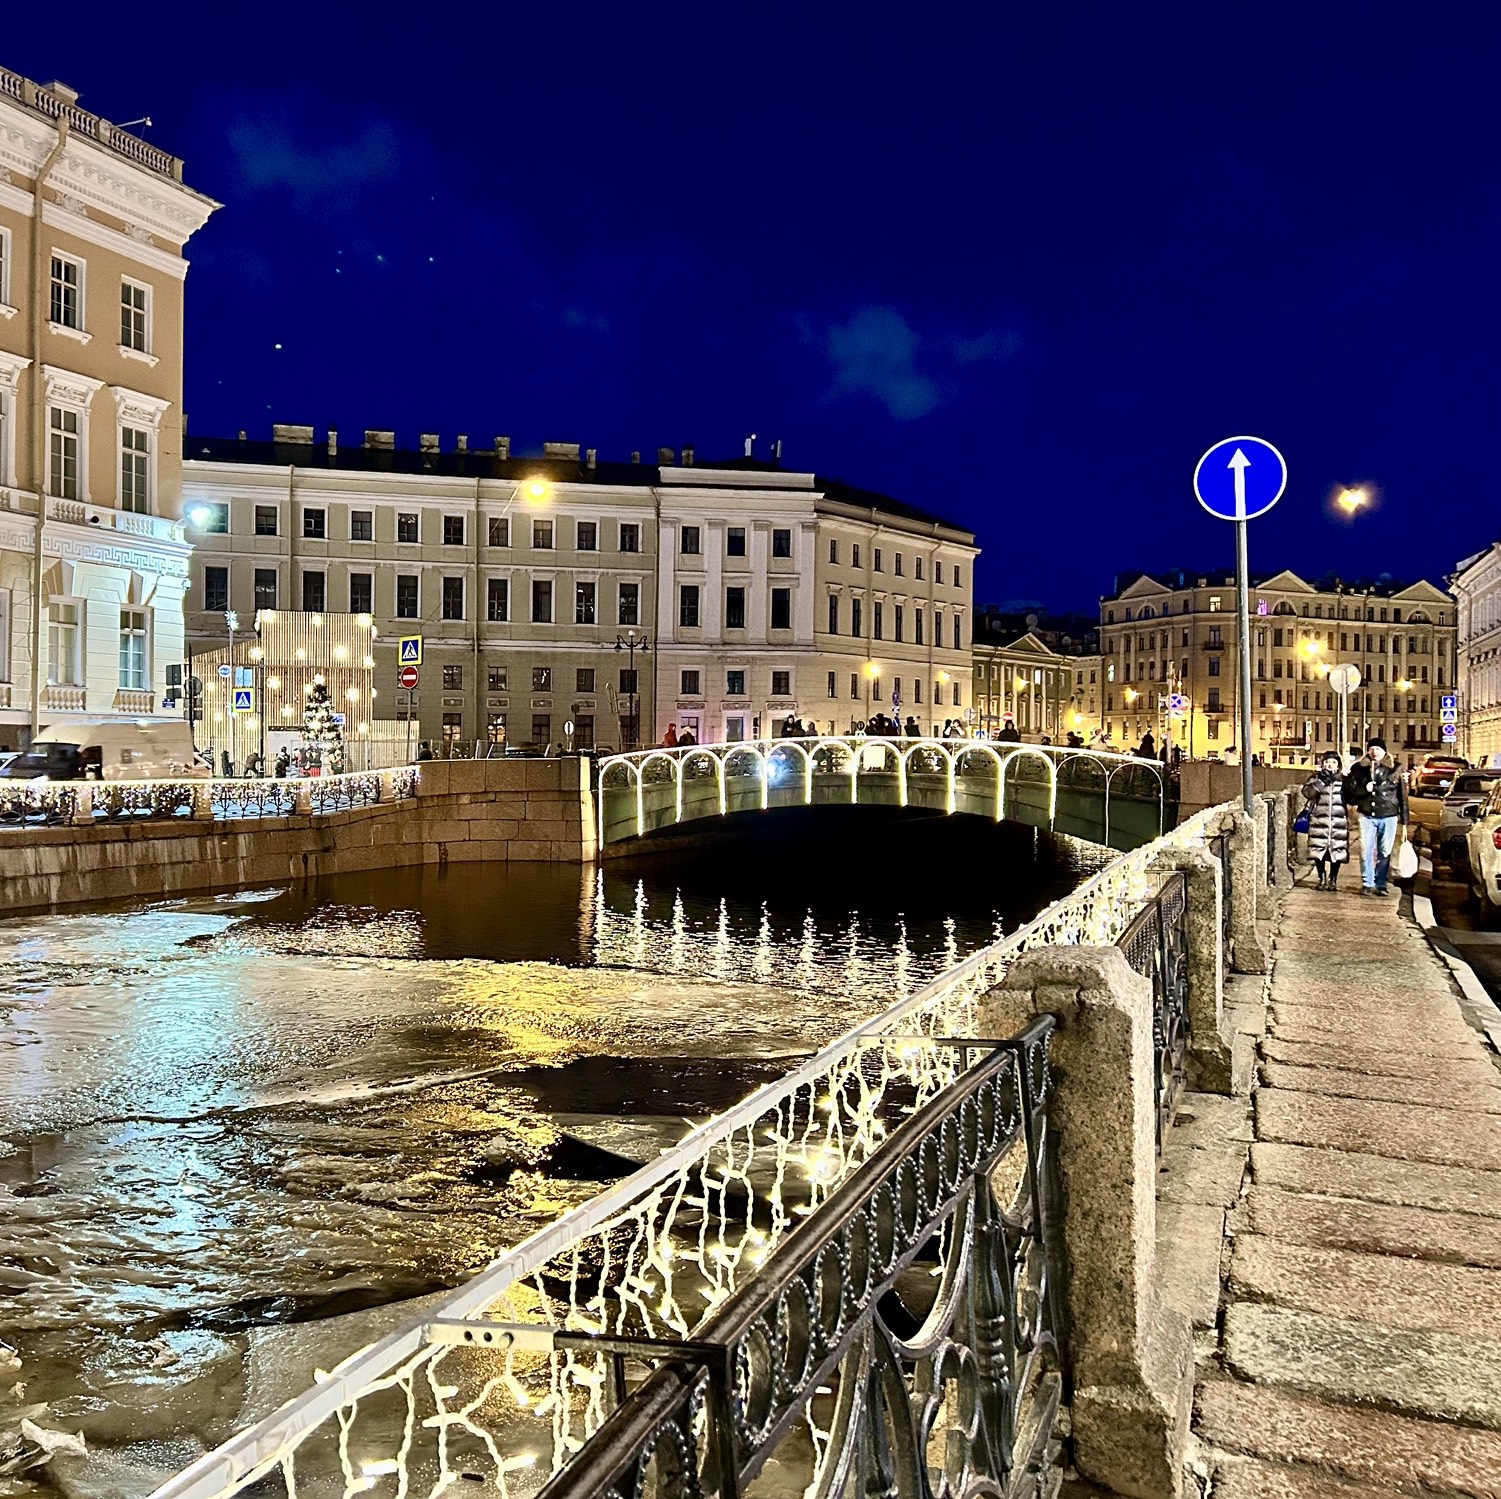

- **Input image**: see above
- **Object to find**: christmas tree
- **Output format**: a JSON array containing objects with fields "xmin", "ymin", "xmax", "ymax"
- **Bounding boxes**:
[{"xmin": 302, "ymin": 675, "xmax": 345, "ymax": 774}]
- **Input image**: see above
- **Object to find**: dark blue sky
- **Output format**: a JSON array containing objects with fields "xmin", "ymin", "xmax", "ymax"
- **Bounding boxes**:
[{"xmin": 11, "ymin": 4, "xmax": 1499, "ymax": 609}]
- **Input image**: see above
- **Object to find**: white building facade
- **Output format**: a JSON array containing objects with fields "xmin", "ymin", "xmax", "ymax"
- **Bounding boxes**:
[{"xmin": 1452, "ymin": 541, "xmax": 1501, "ymax": 765}]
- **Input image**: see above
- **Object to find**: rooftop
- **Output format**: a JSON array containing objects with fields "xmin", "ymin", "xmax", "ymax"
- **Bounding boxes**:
[
  {"xmin": 1106, "ymin": 567, "xmax": 1452, "ymax": 600},
  {"xmin": 0, "ymin": 67, "xmax": 182, "ymax": 182}
]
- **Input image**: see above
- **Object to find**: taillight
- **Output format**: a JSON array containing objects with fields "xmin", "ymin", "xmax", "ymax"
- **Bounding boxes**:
[{"xmin": 1492, "ymin": 827, "xmax": 1501, "ymax": 851}]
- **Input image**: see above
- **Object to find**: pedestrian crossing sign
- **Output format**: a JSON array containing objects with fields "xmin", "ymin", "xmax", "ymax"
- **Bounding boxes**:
[
  {"xmin": 232, "ymin": 687, "xmax": 255, "ymax": 713},
  {"xmin": 399, "ymin": 635, "xmax": 423, "ymax": 665}
]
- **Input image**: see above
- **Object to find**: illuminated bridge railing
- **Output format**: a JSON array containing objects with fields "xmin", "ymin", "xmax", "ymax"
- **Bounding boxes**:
[
  {"xmin": 597, "ymin": 737, "xmax": 1168, "ymax": 853},
  {"xmin": 153, "ymin": 802, "xmax": 1234, "ymax": 1499}
]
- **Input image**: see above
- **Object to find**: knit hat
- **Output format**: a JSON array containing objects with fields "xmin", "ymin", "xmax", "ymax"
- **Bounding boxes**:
[{"xmin": 1366, "ymin": 735, "xmax": 1386, "ymax": 750}]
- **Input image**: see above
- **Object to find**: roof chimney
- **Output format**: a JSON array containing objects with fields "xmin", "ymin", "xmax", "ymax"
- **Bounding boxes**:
[
  {"xmin": 272, "ymin": 423, "xmax": 313, "ymax": 445},
  {"xmin": 419, "ymin": 432, "xmax": 439, "ymax": 453},
  {"xmin": 455, "ymin": 434, "xmax": 468, "ymax": 452},
  {"xmin": 327, "ymin": 428, "xmax": 338, "ymax": 456},
  {"xmin": 744, "ymin": 433, "xmax": 757, "ymax": 457},
  {"xmin": 543, "ymin": 442, "xmax": 580, "ymax": 460},
  {"xmin": 364, "ymin": 430, "xmax": 395, "ymax": 450},
  {"xmin": 658, "ymin": 447, "xmax": 675, "ymax": 465},
  {"xmin": 631, "ymin": 451, "xmax": 641, "ymax": 464},
  {"xmin": 682, "ymin": 444, "xmax": 695, "ymax": 466},
  {"xmin": 586, "ymin": 447, "xmax": 597, "ymax": 469},
  {"xmin": 496, "ymin": 436, "xmax": 510, "ymax": 460},
  {"xmin": 42, "ymin": 81, "xmax": 80, "ymax": 105},
  {"xmin": 773, "ymin": 439, "xmax": 783, "ymax": 462},
  {"xmin": 238, "ymin": 430, "xmax": 247, "ymax": 442}
]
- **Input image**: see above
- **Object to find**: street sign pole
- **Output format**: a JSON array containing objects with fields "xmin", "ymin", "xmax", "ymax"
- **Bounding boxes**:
[{"xmin": 1235, "ymin": 516, "xmax": 1254, "ymax": 816}]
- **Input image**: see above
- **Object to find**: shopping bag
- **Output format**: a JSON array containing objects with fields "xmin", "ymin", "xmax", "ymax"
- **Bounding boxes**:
[
  {"xmin": 1293, "ymin": 809, "xmax": 1310, "ymax": 834},
  {"xmin": 1395, "ymin": 838, "xmax": 1418, "ymax": 880}
]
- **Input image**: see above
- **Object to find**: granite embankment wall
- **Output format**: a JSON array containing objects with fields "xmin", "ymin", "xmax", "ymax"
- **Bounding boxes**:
[
  {"xmin": 0, "ymin": 759, "xmax": 596, "ymax": 914},
  {"xmin": 1178, "ymin": 761, "xmax": 1308, "ymax": 820}
]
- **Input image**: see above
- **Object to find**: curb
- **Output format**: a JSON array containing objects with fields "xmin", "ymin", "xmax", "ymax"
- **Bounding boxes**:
[{"xmin": 1409, "ymin": 853, "xmax": 1501, "ymax": 1056}]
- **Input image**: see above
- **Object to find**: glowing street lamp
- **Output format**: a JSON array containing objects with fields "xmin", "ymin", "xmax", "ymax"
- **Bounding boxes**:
[{"xmin": 1336, "ymin": 486, "xmax": 1370, "ymax": 516}]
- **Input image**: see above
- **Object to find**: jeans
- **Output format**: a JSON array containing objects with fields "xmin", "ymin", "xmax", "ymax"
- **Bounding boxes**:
[{"xmin": 1359, "ymin": 813, "xmax": 1398, "ymax": 890}]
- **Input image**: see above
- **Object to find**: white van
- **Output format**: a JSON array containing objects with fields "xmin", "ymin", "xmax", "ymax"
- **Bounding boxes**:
[{"xmin": 2, "ymin": 719, "xmax": 209, "ymax": 781}]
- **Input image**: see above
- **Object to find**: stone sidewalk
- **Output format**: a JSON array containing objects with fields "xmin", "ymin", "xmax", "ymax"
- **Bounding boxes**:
[{"xmin": 1189, "ymin": 880, "xmax": 1501, "ymax": 1499}]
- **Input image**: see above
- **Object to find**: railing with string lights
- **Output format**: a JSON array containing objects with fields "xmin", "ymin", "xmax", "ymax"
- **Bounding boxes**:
[
  {"xmin": 0, "ymin": 767, "xmax": 418, "ymax": 827},
  {"xmin": 597, "ymin": 737, "xmax": 1168, "ymax": 853},
  {"xmin": 151, "ymin": 800, "xmax": 1237, "ymax": 1499}
]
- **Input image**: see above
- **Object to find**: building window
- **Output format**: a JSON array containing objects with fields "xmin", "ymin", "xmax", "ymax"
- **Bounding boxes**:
[
  {"xmin": 349, "ymin": 573, "xmax": 373, "ymax": 613},
  {"xmin": 852, "ymin": 543, "xmax": 861, "ymax": 568},
  {"xmin": 726, "ymin": 586, "xmax": 746, "ymax": 629},
  {"xmin": 533, "ymin": 666, "xmax": 553, "ymax": 691},
  {"xmin": 350, "ymin": 510, "xmax": 373, "ymax": 541},
  {"xmin": 441, "ymin": 712, "xmax": 463, "ymax": 744},
  {"xmin": 576, "ymin": 581, "xmax": 596, "ymax": 624},
  {"xmin": 874, "ymin": 602, "xmax": 884, "ymax": 641},
  {"xmin": 1208, "ymin": 688, "xmax": 1222, "ymax": 711},
  {"xmin": 577, "ymin": 520, "xmax": 598, "ymax": 550},
  {"xmin": 396, "ymin": 575, "xmax": 418, "ymax": 617},
  {"xmin": 915, "ymin": 557, "xmax": 924, "ymax": 581},
  {"xmin": 488, "ymin": 516, "xmax": 510, "ymax": 547},
  {"xmin": 681, "ymin": 669, "xmax": 700, "ymax": 695},
  {"xmin": 620, "ymin": 522, "xmax": 640, "ymax": 553},
  {"xmin": 532, "ymin": 579, "xmax": 553, "ymax": 623},
  {"xmin": 254, "ymin": 569, "xmax": 278, "ymax": 610},
  {"xmin": 0, "ymin": 228, "xmax": 9, "ymax": 309},
  {"xmin": 303, "ymin": 508, "xmax": 326, "ymax": 539},
  {"xmin": 576, "ymin": 667, "xmax": 595, "ymax": 692},
  {"xmin": 851, "ymin": 673, "xmax": 859, "ymax": 699},
  {"xmin": 935, "ymin": 613, "xmax": 944, "ymax": 649},
  {"xmin": 828, "ymin": 595, "xmax": 839, "ymax": 634},
  {"xmin": 533, "ymin": 519, "xmax": 554, "ymax": 549},
  {"xmin": 772, "ymin": 528, "xmax": 792, "ymax": 558},
  {"xmin": 120, "ymin": 279, "xmax": 149, "ymax": 353},
  {"xmin": 894, "ymin": 553, "xmax": 904, "ymax": 577},
  {"xmin": 47, "ymin": 601, "xmax": 81, "ymax": 684},
  {"xmin": 894, "ymin": 605, "xmax": 904, "ymax": 643},
  {"xmin": 954, "ymin": 565, "xmax": 962, "ymax": 588},
  {"xmin": 50, "ymin": 254, "xmax": 81, "ymax": 329},
  {"xmin": 204, "ymin": 566, "xmax": 229, "ymax": 612},
  {"xmin": 771, "ymin": 587, "xmax": 791, "ymax": 630},
  {"xmin": 851, "ymin": 597, "xmax": 862, "ymax": 636},
  {"xmin": 953, "ymin": 614, "xmax": 963, "ymax": 649},
  {"xmin": 829, "ymin": 539, "xmax": 839, "ymax": 564},
  {"xmin": 48, "ymin": 407, "xmax": 80, "ymax": 499},
  {"xmin": 1209, "ymin": 596, "xmax": 1222, "ymax": 611},
  {"xmin": 618, "ymin": 582, "xmax": 640, "ymax": 626},
  {"xmin": 443, "ymin": 665, "xmax": 463, "ymax": 690},
  {"xmin": 827, "ymin": 670, "xmax": 837, "ymax": 698},
  {"xmin": 488, "ymin": 577, "xmax": 508, "ymax": 621},
  {"xmin": 119, "ymin": 426, "xmax": 150, "ymax": 512},
  {"xmin": 915, "ymin": 608, "xmax": 924, "ymax": 645},
  {"xmin": 574, "ymin": 717, "xmax": 596, "ymax": 748},
  {"xmin": 397, "ymin": 512, "xmax": 419, "ymax": 543},
  {"xmin": 489, "ymin": 667, "xmax": 508, "ymax": 691},
  {"xmin": 254, "ymin": 505, "xmax": 278, "ymax": 536},
  {"xmin": 728, "ymin": 527, "xmax": 747, "ymax": 557},
  {"xmin": 680, "ymin": 585, "xmax": 700, "ymax": 627},
  {"xmin": 440, "ymin": 515, "xmax": 464, "ymax": 546},
  {"xmin": 302, "ymin": 571, "xmax": 326, "ymax": 611},
  {"xmin": 118, "ymin": 609, "xmax": 147, "ymax": 690},
  {"xmin": 727, "ymin": 669, "xmax": 746, "ymax": 695},
  {"xmin": 935, "ymin": 560, "xmax": 944, "ymax": 584},
  {"xmin": 681, "ymin": 525, "xmax": 701, "ymax": 555},
  {"xmin": 487, "ymin": 711, "xmax": 507, "ymax": 743},
  {"xmin": 771, "ymin": 669, "xmax": 791, "ymax": 695},
  {"xmin": 531, "ymin": 715, "xmax": 551, "ymax": 744},
  {"xmin": 619, "ymin": 668, "xmax": 638, "ymax": 694}
]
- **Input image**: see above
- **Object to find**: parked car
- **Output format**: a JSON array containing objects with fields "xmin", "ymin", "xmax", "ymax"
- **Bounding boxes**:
[
  {"xmin": 1411, "ymin": 753, "xmax": 1470, "ymax": 797},
  {"xmin": 1465, "ymin": 779, "xmax": 1501, "ymax": 924},
  {"xmin": 1, "ymin": 720, "xmax": 208, "ymax": 781},
  {"xmin": 1440, "ymin": 770, "xmax": 1501, "ymax": 853}
]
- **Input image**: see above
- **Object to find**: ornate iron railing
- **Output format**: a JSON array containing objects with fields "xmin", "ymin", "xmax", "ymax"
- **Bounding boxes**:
[
  {"xmin": 152, "ymin": 802, "xmax": 1237, "ymax": 1499},
  {"xmin": 1208, "ymin": 830, "xmax": 1234, "ymax": 971},
  {"xmin": 537, "ymin": 1020, "xmax": 1062, "ymax": 1499},
  {"xmin": 1116, "ymin": 871, "xmax": 1190, "ymax": 1147}
]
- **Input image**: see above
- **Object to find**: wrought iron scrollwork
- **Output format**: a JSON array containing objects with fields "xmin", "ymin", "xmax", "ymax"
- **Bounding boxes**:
[{"xmin": 539, "ymin": 1020, "xmax": 1064, "ymax": 1499}]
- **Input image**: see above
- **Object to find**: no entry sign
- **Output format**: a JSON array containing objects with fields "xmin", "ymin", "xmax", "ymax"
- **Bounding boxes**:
[{"xmin": 398, "ymin": 665, "xmax": 420, "ymax": 690}]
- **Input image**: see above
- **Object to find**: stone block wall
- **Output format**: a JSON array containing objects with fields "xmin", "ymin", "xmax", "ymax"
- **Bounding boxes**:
[{"xmin": 0, "ymin": 758, "xmax": 597, "ymax": 914}]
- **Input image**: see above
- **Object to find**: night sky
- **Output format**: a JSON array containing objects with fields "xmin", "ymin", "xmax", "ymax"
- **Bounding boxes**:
[{"xmin": 9, "ymin": 4, "xmax": 1499, "ymax": 610}]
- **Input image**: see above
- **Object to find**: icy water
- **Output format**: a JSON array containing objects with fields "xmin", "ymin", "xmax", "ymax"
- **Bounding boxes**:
[{"xmin": 0, "ymin": 813, "xmax": 1102, "ymax": 1496}]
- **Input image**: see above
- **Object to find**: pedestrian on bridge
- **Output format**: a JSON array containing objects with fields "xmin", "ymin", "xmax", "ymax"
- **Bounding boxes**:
[
  {"xmin": 1342, "ymin": 736, "xmax": 1408, "ymax": 897},
  {"xmin": 1136, "ymin": 730, "xmax": 1157, "ymax": 760},
  {"xmin": 1301, "ymin": 752, "xmax": 1350, "ymax": 891},
  {"xmin": 661, "ymin": 723, "xmax": 679, "ymax": 749}
]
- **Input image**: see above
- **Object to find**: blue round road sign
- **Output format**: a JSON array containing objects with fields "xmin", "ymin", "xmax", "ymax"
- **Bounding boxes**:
[{"xmin": 1194, "ymin": 435, "xmax": 1287, "ymax": 522}]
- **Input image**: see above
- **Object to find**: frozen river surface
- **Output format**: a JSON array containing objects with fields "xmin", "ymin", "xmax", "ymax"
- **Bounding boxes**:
[{"xmin": 0, "ymin": 820, "xmax": 1098, "ymax": 1495}]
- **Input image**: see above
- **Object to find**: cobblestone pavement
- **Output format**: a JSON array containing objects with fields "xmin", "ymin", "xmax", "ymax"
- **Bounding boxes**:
[{"xmin": 1191, "ymin": 880, "xmax": 1501, "ymax": 1499}]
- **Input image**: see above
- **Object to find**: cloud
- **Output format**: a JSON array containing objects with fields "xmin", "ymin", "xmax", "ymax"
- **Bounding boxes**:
[
  {"xmin": 226, "ymin": 118, "xmax": 403, "ymax": 208},
  {"xmin": 826, "ymin": 306, "xmax": 943, "ymax": 421},
  {"xmin": 821, "ymin": 306, "xmax": 1022, "ymax": 421}
]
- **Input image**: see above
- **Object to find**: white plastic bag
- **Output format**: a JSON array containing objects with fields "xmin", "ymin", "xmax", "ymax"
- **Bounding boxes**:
[{"xmin": 1395, "ymin": 839, "xmax": 1418, "ymax": 880}]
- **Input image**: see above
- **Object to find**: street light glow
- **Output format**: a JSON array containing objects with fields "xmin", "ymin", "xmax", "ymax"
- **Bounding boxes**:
[
  {"xmin": 526, "ymin": 479, "xmax": 549, "ymax": 500},
  {"xmin": 1336, "ymin": 486, "xmax": 1370, "ymax": 516}
]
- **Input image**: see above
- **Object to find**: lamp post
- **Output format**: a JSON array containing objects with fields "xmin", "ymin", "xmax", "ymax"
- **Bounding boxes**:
[{"xmin": 614, "ymin": 631, "xmax": 651, "ymax": 748}]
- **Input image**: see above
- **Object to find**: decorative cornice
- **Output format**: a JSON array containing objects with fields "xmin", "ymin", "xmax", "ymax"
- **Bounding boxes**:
[
  {"xmin": 0, "ymin": 349, "xmax": 31, "ymax": 391},
  {"xmin": 42, "ymin": 523, "xmax": 191, "ymax": 577},
  {"xmin": 109, "ymin": 384, "xmax": 171, "ymax": 429},
  {"xmin": 42, "ymin": 364, "xmax": 104, "ymax": 407}
]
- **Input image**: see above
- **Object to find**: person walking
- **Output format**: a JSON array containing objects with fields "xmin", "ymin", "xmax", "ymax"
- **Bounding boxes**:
[
  {"xmin": 1302, "ymin": 751, "xmax": 1350, "ymax": 891},
  {"xmin": 1342, "ymin": 736, "xmax": 1408, "ymax": 897},
  {"xmin": 1137, "ymin": 730, "xmax": 1156, "ymax": 760},
  {"xmin": 661, "ymin": 723, "xmax": 679, "ymax": 748}
]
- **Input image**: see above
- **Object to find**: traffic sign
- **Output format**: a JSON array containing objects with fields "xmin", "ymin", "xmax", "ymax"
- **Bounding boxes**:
[
  {"xmin": 1440, "ymin": 705, "xmax": 1458, "ymax": 724},
  {"xmin": 399, "ymin": 635, "xmax": 423, "ymax": 666},
  {"xmin": 1440, "ymin": 693, "xmax": 1458, "ymax": 724},
  {"xmin": 1168, "ymin": 692, "xmax": 1188, "ymax": 715},
  {"xmin": 1328, "ymin": 664, "xmax": 1362, "ymax": 695},
  {"xmin": 218, "ymin": 664, "xmax": 232, "ymax": 679},
  {"xmin": 332, "ymin": 713, "xmax": 347, "ymax": 727},
  {"xmin": 1442, "ymin": 723, "xmax": 1458, "ymax": 742},
  {"xmin": 232, "ymin": 687, "xmax": 255, "ymax": 713},
  {"xmin": 398, "ymin": 664, "xmax": 420, "ymax": 690},
  {"xmin": 235, "ymin": 666, "xmax": 253, "ymax": 688},
  {"xmin": 1193, "ymin": 436, "xmax": 1288, "ymax": 522}
]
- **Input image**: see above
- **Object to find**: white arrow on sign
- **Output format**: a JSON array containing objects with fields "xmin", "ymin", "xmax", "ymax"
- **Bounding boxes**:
[{"xmin": 1228, "ymin": 447, "xmax": 1251, "ymax": 521}]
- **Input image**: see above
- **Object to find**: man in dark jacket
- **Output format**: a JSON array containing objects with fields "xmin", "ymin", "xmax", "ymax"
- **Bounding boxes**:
[{"xmin": 1342, "ymin": 736, "xmax": 1408, "ymax": 896}]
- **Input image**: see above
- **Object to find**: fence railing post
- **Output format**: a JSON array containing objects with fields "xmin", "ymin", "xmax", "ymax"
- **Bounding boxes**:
[
  {"xmin": 1225, "ymin": 806, "xmax": 1271, "ymax": 974},
  {"xmin": 977, "ymin": 946, "xmax": 1193, "ymax": 1499},
  {"xmin": 1148, "ymin": 845, "xmax": 1241, "ymax": 1094}
]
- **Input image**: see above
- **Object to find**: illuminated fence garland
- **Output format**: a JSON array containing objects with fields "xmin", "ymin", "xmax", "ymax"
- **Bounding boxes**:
[
  {"xmin": 152, "ymin": 800, "xmax": 1235, "ymax": 1499},
  {"xmin": 0, "ymin": 766, "xmax": 418, "ymax": 826}
]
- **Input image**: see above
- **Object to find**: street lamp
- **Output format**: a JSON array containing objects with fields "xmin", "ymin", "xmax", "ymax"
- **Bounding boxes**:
[
  {"xmin": 1335, "ymin": 486, "xmax": 1370, "ymax": 517},
  {"xmin": 614, "ymin": 631, "xmax": 651, "ymax": 748}
]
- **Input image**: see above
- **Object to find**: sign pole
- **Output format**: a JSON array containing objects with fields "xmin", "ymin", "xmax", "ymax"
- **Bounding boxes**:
[{"xmin": 1235, "ymin": 516, "xmax": 1254, "ymax": 816}]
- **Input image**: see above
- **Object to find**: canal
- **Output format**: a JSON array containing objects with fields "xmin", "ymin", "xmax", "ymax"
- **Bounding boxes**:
[{"xmin": 0, "ymin": 811, "xmax": 1106, "ymax": 1495}]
